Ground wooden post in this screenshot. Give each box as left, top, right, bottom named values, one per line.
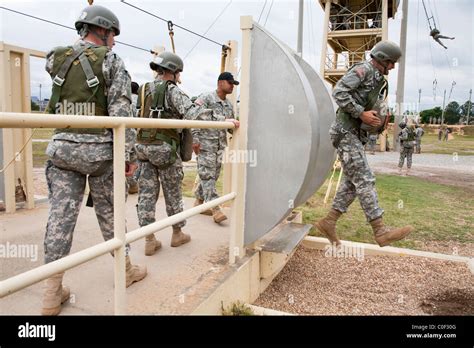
left=229, top=17, right=251, bottom=264
left=222, top=40, right=238, bottom=196
left=320, top=0, right=332, bottom=77
left=0, top=42, right=45, bottom=212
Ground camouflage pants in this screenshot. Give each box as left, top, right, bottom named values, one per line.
left=415, top=140, right=421, bottom=154
left=331, top=132, right=384, bottom=222
left=136, top=144, right=185, bottom=229
left=399, top=146, right=414, bottom=168
left=44, top=157, right=130, bottom=264
left=195, top=148, right=224, bottom=202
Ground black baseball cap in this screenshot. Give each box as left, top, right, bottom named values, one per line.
left=218, top=72, right=239, bottom=85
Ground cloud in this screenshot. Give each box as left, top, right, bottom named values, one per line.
left=0, top=0, right=472, bottom=111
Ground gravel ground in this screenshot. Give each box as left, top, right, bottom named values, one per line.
left=255, top=246, right=474, bottom=315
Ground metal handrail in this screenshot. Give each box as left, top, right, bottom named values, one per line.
left=0, top=112, right=238, bottom=314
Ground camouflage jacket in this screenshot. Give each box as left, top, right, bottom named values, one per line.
left=332, top=60, right=384, bottom=120
left=45, top=39, right=136, bottom=162
left=191, top=90, right=234, bottom=149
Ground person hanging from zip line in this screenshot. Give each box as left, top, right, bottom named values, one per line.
left=430, top=28, right=455, bottom=49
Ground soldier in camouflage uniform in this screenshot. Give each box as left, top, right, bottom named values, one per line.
left=414, top=124, right=424, bottom=154
left=41, top=5, right=146, bottom=316
left=315, top=40, right=414, bottom=248
left=398, top=121, right=415, bottom=175
left=192, top=72, right=238, bottom=223
left=136, top=53, right=239, bottom=256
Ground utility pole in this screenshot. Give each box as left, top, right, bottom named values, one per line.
left=441, top=89, right=446, bottom=125
left=393, top=0, right=408, bottom=151
left=466, top=89, right=472, bottom=125
left=39, top=83, right=42, bottom=102
left=297, top=0, right=304, bottom=55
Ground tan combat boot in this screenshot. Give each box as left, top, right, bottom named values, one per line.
left=314, top=209, right=342, bottom=246
left=212, top=207, right=227, bottom=224
left=194, top=198, right=212, bottom=216
left=126, top=256, right=147, bottom=287
left=41, top=272, right=70, bottom=316
left=128, top=183, right=138, bottom=194
left=144, top=234, right=162, bottom=256
left=370, top=217, right=414, bottom=247
left=170, top=227, right=191, bottom=247
left=406, top=168, right=411, bottom=176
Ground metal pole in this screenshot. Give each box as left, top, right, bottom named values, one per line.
left=113, top=124, right=126, bottom=315
left=441, top=89, right=446, bottom=125
left=466, top=89, right=472, bottom=125
left=393, top=0, right=408, bottom=152
left=297, top=0, right=304, bottom=55
left=319, top=0, right=331, bottom=77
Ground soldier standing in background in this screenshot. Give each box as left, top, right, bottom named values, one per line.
left=42, top=5, right=146, bottom=316
left=414, top=124, right=424, bottom=154
left=398, top=122, right=416, bottom=175
left=315, top=40, right=414, bottom=248
left=192, top=72, right=238, bottom=224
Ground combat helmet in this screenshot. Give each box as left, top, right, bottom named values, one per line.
left=75, top=5, right=121, bottom=36
left=371, top=40, right=402, bottom=63
left=150, top=52, right=184, bottom=73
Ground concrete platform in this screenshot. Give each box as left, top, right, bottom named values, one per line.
left=0, top=195, right=233, bottom=315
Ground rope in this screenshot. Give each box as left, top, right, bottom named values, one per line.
left=0, top=6, right=151, bottom=53
left=263, top=0, right=274, bottom=26
left=120, top=0, right=228, bottom=50
left=183, top=0, right=233, bottom=60
left=0, top=130, right=36, bottom=174
left=257, top=0, right=268, bottom=23
left=168, top=21, right=176, bottom=53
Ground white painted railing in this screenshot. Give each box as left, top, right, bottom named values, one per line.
left=0, top=112, right=240, bottom=314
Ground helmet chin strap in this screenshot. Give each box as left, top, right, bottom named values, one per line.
left=90, top=28, right=110, bottom=46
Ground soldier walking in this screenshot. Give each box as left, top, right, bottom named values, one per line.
left=135, top=53, right=239, bottom=256
left=315, top=41, right=414, bottom=248
left=42, top=5, right=146, bottom=315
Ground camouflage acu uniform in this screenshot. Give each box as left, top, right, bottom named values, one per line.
left=44, top=39, right=136, bottom=264
left=415, top=126, right=424, bottom=153
left=399, top=128, right=415, bottom=169
left=330, top=60, right=385, bottom=222
left=192, top=91, right=234, bottom=203
left=136, top=78, right=205, bottom=229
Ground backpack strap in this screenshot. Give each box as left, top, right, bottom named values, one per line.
left=151, top=80, right=175, bottom=117
left=365, top=78, right=388, bottom=111
left=48, top=47, right=85, bottom=114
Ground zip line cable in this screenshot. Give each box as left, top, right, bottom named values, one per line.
left=120, top=0, right=229, bottom=50
left=184, top=0, right=233, bottom=59
left=257, top=0, right=268, bottom=23
left=263, top=0, right=274, bottom=26
left=0, top=6, right=151, bottom=53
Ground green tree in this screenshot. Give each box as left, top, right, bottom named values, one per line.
left=31, top=100, right=40, bottom=111
left=420, top=106, right=442, bottom=124
left=443, top=101, right=461, bottom=124
left=459, top=100, right=474, bottom=124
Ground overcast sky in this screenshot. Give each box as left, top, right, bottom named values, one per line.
left=1, top=0, right=472, bottom=111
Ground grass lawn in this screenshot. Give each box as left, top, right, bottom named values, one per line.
left=32, top=128, right=54, bottom=140
left=181, top=168, right=473, bottom=249
left=297, top=171, right=474, bottom=248
left=33, top=142, right=48, bottom=168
